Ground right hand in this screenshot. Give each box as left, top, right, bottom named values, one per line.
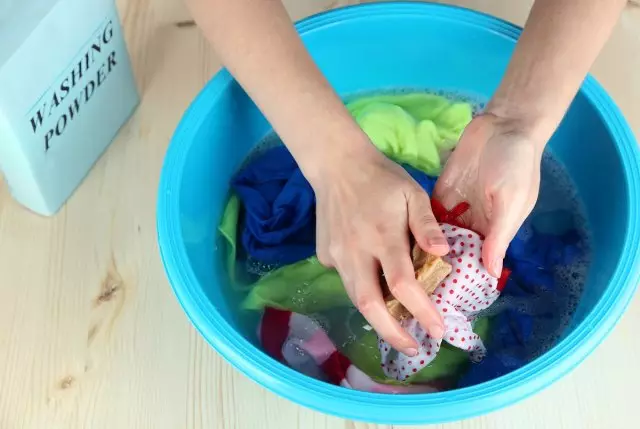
left=434, top=113, right=543, bottom=277
left=310, top=142, right=448, bottom=357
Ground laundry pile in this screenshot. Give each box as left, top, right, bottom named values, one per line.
left=218, top=93, right=583, bottom=393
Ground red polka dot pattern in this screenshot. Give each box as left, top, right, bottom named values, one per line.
left=377, top=223, right=500, bottom=380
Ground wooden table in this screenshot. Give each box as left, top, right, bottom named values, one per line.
left=2, top=1, right=639, bottom=428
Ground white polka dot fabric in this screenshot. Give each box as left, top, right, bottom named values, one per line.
left=378, top=224, right=501, bottom=381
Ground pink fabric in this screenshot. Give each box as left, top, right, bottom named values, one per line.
left=379, top=224, right=501, bottom=381
left=259, top=307, right=438, bottom=394
left=301, top=330, right=336, bottom=365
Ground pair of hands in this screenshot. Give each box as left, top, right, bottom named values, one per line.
left=313, top=113, right=543, bottom=356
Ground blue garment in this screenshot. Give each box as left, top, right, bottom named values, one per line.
left=232, top=146, right=316, bottom=265
left=458, top=215, right=582, bottom=387
left=405, top=164, right=437, bottom=195
left=232, top=146, right=437, bottom=265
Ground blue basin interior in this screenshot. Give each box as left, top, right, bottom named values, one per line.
left=158, top=3, right=640, bottom=424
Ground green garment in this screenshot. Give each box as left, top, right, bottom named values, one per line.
left=241, top=257, right=490, bottom=385
left=219, top=194, right=240, bottom=283
left=242, top=257, right=352, bottom=313
left=346, top=93, right=473, bottom=176
left=344, top=318, right=490, bottom=385
left=218, top=192, right=264, bottom=290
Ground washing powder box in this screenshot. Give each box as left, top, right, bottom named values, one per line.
left=0, top=0, right=139, bottom=216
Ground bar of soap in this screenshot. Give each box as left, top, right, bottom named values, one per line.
left=384, top=243, right=452, bottom=321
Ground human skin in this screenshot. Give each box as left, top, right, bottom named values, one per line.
left=185, top=0, right=626, bottom=356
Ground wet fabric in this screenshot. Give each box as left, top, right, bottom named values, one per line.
left=259, top=307, right=441, bottom=393
left=223, top=161, right=582, bottom=388
left=218, top=194, right=240, bottom=283
left=231, top=145, right=316, bottom=266
left=346, top=93, right=473, bottom=176
left=329, top=308, right=491, bottom=387
left=242, top=257, right=350, bottom=313
left=217, top=108, right=584, bottom=389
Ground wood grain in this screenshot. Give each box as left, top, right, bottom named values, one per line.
left=1, top=1, right=639, bottom=428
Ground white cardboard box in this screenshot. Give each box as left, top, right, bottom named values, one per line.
left=0, top=0, right=139, bottom=215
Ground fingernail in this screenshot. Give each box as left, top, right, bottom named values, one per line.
left=430, top=324, right=445, bottom=340
left=491, top=258, right=503, bottom=276
left=405, top=348, right=418, bottom=357
left=428, top=236, right=448, bottom=248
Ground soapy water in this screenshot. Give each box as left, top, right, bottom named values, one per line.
left=226, top=88, right=592, bottom=382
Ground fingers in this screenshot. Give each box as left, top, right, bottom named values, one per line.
left=379, top=246, right=445, bottom=340
left=407, top=188, right=449, bottom=256
left=482, top=193, right=526, bottom=277
left=336, top=255, right=420, bottom=356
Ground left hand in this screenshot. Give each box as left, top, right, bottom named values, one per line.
left=434, top=113, right=544, bottom=277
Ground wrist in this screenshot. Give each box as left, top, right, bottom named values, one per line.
left=484, top=98, right=556, bottom=151
left=293, top=126, right=378, bottom=189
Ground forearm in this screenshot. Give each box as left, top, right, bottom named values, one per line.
left=184, top=0, right=370, bottom=182
left=488, top=0, right=626, bottom=145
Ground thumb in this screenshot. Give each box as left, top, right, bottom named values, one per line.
left=481, top=194, right=523, bottom=277
left=407, top=188, right=449, bottom=257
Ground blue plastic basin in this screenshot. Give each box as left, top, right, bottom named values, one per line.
left=157, top=3, right=640, bottom=424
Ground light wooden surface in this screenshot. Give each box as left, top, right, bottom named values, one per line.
left=1, top=1, right=639, bottom=428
